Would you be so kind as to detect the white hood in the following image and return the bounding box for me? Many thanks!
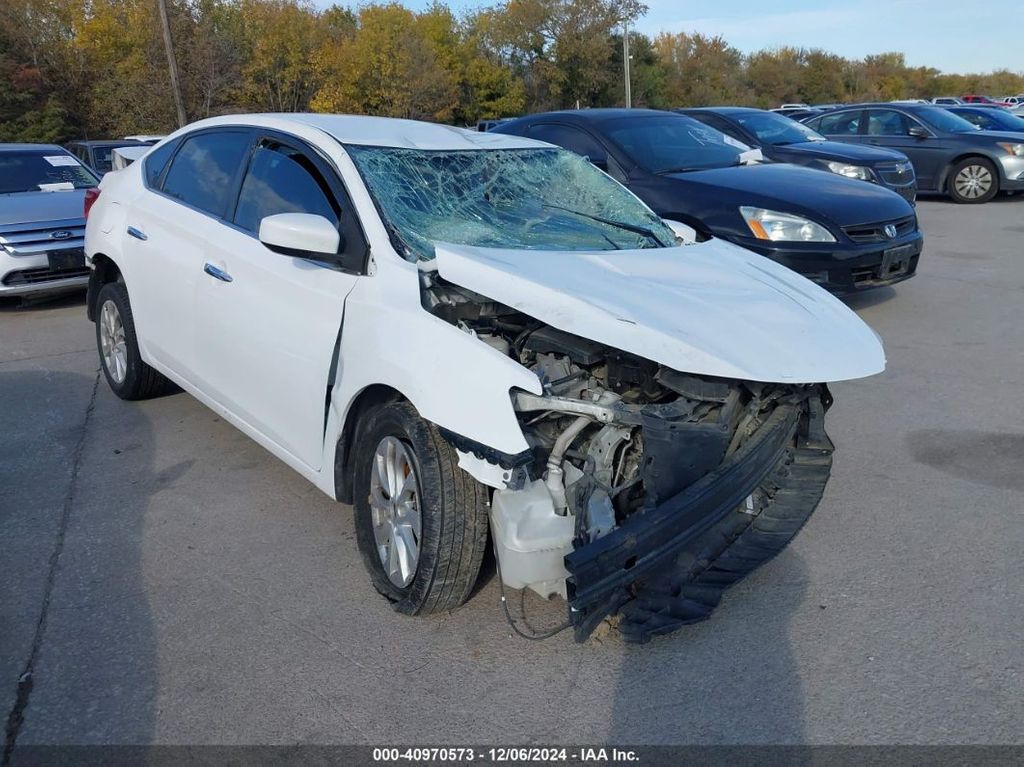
[433,240,885,384]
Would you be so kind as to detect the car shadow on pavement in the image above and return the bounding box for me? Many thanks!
[0,368,157,749]
[606,554,810,746]
[842,286,897,312]
[0,291,87,314]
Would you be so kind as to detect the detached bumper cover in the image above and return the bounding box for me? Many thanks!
[565,403,801,641]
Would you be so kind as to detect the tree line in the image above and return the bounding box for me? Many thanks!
[2,0,1022,142]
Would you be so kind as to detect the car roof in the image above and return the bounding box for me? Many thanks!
[67,139,146,147]
[173,113,548,151]
[677,107,764,116]
[511,108,672,122]
[0,143,65,152]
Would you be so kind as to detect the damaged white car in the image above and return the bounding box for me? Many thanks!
[85,115,884,642]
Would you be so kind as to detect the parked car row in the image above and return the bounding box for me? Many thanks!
[801,103,1024,203]
[493,109,921,294]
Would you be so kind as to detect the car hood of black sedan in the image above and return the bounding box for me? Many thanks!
[768,140,909,164]
[660,163,914,228]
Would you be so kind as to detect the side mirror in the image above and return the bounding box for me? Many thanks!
[259,213,341,257]
[908,125,929,139]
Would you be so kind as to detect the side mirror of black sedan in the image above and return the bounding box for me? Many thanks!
[908,126,930,139]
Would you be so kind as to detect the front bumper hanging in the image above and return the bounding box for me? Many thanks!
[564,403,801,641]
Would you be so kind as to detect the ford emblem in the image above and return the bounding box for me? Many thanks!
[883,224,898,239]
[50,230,72,240]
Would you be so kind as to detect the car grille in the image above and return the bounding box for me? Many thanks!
[842,215,917,244]
[2,263,90,286]
[877,161,916,186]
[0,218,86,257]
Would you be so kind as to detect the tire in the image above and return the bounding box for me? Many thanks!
[947,157,999,204]
[94,281,171,400]
[351,401,489,615]
[616,393,833,643]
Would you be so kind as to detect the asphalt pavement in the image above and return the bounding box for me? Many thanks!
[1,198,1022,747]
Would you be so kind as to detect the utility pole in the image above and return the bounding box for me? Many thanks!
[157,0,187,128]
[622,18,632,108]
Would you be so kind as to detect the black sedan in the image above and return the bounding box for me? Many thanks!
[802,103,1024,203]
[943,105,1024,135]
[677,107,917,202]
[494,109,922,295]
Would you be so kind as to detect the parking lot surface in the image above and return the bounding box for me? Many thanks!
[1,199,1022,747]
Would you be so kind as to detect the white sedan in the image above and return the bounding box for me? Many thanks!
[85,114,884,642]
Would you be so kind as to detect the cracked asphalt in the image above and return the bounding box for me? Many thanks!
[1,199,1022,748]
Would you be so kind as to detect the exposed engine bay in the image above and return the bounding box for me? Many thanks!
[422,270,835,641]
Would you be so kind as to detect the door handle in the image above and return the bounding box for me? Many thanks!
[127,226,147,241]
[203,262,233,283]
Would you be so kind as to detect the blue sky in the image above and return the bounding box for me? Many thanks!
[314,0,1020,75]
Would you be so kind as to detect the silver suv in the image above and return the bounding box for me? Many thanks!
[1,143,99,299]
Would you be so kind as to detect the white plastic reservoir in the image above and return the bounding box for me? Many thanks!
[490,479,575,599]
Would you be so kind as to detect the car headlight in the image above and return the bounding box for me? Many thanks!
[739,206,836,243]
[997,142,1024,156]
[825,161,872,180]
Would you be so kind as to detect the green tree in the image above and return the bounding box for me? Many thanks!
[655,32,747,107]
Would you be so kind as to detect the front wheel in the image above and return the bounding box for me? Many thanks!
[948,157,999,203]
[94,281,170,400]
[351,401,489,615]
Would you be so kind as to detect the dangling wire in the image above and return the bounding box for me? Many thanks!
[492,539,571,641]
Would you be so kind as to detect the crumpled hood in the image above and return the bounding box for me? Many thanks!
[433,240,885,384]
[0,190,87,226]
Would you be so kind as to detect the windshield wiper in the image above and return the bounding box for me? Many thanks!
[655,166,704,175]
[542,204,669,247]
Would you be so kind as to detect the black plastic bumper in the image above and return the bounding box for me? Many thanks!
[565,404,801,641]
[733,232,923,295]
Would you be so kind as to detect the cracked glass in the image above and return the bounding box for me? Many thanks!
[346,146,675,261]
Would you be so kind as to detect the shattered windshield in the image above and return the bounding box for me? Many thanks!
[345,146,674,261]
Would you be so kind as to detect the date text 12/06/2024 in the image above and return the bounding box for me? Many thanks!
[372,747,640,762]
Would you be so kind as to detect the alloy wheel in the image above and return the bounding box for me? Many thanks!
[369,436,423,588]
[954,164,993,199]
[99,299,128,384]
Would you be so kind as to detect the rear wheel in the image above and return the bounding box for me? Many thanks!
[95,281,170,400]
[948,157,998,203]
[351,401,489,615]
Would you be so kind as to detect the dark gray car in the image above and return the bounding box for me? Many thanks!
[803,103,1024,203]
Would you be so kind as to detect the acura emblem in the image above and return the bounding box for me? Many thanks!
[883,224,897,239]
[50,230,72,240]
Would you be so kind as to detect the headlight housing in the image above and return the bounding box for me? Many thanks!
[997,142,1024,157]
[739,207,836,243]
[825,161,873,181]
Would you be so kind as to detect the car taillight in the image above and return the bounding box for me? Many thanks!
[84,187,101,220]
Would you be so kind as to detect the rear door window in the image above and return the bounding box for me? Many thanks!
[817,111,863,135]
[232,140,339,235]
[866,110,911,136]
[161,131,252,217]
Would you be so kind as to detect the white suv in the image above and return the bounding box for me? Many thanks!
[85,114,884,642]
